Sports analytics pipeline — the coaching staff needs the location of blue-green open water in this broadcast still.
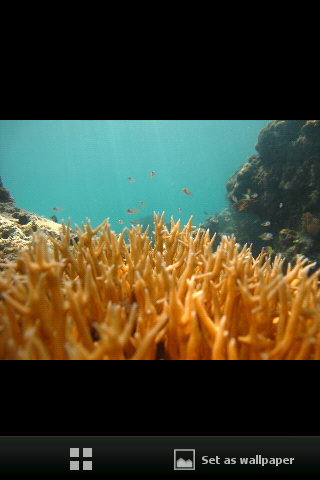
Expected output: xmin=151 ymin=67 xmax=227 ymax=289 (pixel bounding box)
xmin=0 ymin=120 xmax=270 ymax=231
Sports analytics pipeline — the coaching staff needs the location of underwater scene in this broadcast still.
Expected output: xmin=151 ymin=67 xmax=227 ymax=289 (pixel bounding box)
xmin=0 ymin=120 xmax=270 ymax=233
xmin=1 ymin=119 xmax=320 ymax=359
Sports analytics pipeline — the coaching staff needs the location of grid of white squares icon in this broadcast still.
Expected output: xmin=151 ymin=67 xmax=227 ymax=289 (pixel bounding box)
xmin=70 ymin=448 xmax=92 ymax=470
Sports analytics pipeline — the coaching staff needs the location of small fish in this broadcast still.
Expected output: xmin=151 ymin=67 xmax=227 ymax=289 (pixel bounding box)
xmin=128 ymin=177 xmax=136 ymax=182
xmin=224 ymin=217 xmax=230 ymax=221
xmin=204 ymin=211 xmax=208 ymax=215
xmin=53 ymin=206 xmax=63 ymax=211
xmin=279 ymin=202 xmax=283 ymax=208
xmin=251 ymin=193 xmax=259 ymax=199
xmin=182 ymin=188 xmax=192 ymax=196
xmin=127 ymin=208 xmax=140 ymax=214
xmin=211 ymin=217 xmax=219 ymax=223
xmin=231 ymin=195 xmax=238 ymax=202
xmin=50 ymin=215 xmax=58 ymax=223
xmin=149 ymin=171 xmax=155 ymax=177
xmin=243 ymin=194 xmax=250 ymax=199
xmin=131 ymin=221 xmax=138 ymax=225
xmin=119 ymin=220 xmax=124 ymax=224
xmin=259 ymin=233 xmax=273 ymax=240
xmin=262 ymin=246 xmax=274 ymax=256
xmin=140 ymin=201 xmax=147 ymax=206
xmin=261 ymin=221 xmax=271 ymax=226
xmin=179 ymin=208 xmax=181 ymax=213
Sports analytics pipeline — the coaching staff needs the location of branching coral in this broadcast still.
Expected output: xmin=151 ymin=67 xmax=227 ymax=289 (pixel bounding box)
xmin=1 ymin=213 xmax=320 ymax=360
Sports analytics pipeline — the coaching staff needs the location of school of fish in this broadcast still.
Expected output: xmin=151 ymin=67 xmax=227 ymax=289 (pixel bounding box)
xmin=119 ymin=171 xmax=193 ymax=225
xmin=52 ymin=170 xmax=282 ymax=255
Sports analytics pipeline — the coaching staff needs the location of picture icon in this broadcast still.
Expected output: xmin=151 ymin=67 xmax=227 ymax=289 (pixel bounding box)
xmin=174 ymin=449 xmax=195 ymax=470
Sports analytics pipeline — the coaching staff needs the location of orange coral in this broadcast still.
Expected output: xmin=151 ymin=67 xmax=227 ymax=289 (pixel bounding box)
xmin=1 ymin=213 xmax=320 ymax=360
xmin=232 ymin=198 xmax=258 ymax=213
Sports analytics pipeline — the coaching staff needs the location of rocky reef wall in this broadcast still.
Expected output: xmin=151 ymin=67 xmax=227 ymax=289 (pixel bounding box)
xmin=224 ymin=120 xmax=320 ymax=263
xmin=0 ymin=180 xmax=77 ymax=263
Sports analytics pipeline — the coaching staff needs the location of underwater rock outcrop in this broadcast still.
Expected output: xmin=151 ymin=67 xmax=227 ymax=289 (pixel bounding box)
xmin=0 ymin=176 xmax=15 ymax=203
xmin=225 ymin=120 xmax=320 ymax=264
xmin=0 ymin=180 xmax=76 ymax=263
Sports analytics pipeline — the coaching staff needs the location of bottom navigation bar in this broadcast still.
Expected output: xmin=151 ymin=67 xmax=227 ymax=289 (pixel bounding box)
xmin=0 ymin=437 xmax=317 ymax=478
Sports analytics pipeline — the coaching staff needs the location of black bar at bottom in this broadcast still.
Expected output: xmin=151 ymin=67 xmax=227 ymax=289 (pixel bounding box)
xmin=0 ymin=436 xmax=318 ymax=478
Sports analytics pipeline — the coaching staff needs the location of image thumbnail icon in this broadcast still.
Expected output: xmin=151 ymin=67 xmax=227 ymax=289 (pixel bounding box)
xmin=174 ymin=449 xmax=195 ymax=470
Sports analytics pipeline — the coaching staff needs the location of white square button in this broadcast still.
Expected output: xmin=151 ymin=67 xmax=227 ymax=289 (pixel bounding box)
xmin=83 ymin=448 xmax=92 ymax=457
xmin=83 ymin=461 xmax=92 ymax=470
xmin=70 ymin=448 xmax=79 ymax=457
xmin=70 ymin=461 xmax=79 ymax=470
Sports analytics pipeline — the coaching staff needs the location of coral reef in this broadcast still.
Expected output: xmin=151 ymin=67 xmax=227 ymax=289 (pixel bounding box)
xmin=0 ymin=184 xmax=15 ymax=203
xmin=225 ymin=120 xmax=320 ymax=264
xmin=0 ymin=202 xmax=76 ymax=263
xmin=2 ymin=121 xmax=320 ymax=360
xmin=1 ymin=213 xmax=320 ymax=360
xmin=200 ymin=207 xmax=261 ymax=258
xmin=301 ymin=213 xmax=320 ymax=237
xmin=0 ymin=182 xmax=77 ymax=263
xmin=232 ymin=198 xmax=259 ymax=214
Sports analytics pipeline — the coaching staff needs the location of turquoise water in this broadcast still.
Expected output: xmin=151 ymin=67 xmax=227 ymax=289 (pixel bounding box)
xmin=0 ymin=120 xmax=270 ymax=231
